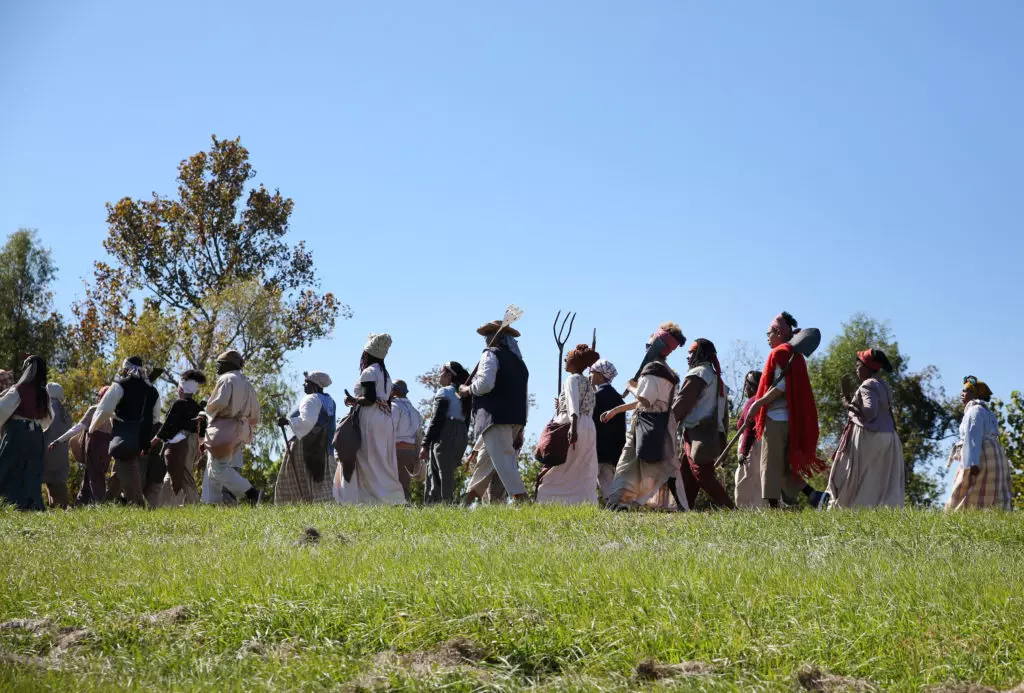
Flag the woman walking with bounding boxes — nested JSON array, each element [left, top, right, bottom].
[[826, 349, 905, 509], [536, 344, 601, 505], [276, 370, 337, 504], [42, 382, 72, 508], [946, 376, 1013, 511], [603, 322, 686, 510], [0, 356, 51, 510], [151, 370, 206, 506], [591, 359, 626, 501], [333, 334, 406, 505], [421, 361, 470, 504]]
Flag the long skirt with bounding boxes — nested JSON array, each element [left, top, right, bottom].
[[276, 436, 335, 504], [155, 435, 201, 507], [536, 416, 599, 505], [333, 405, 406, 505], [826, 426, 905, 509], [605, 415, 678, 509], [946, 438, 1013, 511], [425, 419, 468, 504], [0, 420, 46, 510], [735, 438, 767, 508]]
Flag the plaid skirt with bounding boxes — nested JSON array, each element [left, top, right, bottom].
[[275, 437, 335, 504], [946, 438, 1013, 511]]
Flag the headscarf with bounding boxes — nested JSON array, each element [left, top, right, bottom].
[[963, 376, 993, 402], [364, 333, 392, 360], [688, 338, 724, 395], [769, 313, 793, 341], [121, 356, 146, 379], [180, 380, 200, 395], [304, 371, 332, 389], [857, 349, 893, 374], [565, 344, 600, 370], [46, 382, 64, 402], [392, 380, 409, 397], [442, 361, 470, 387], [653, 322, 685, 358], [590, 359, 617, 383]]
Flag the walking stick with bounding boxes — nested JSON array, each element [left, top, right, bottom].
[[711, 328, 822, 468], [553, 310, 576, 395]]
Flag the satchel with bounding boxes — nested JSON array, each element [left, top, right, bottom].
[[687, 381, 722, 465], [301, 424, 330, 482], [534, 418, 571, 467], [332, 406, 361, 482], [109, 393, 147, 461], [69, 430, 86, 465], [635, 411, 670, 462]]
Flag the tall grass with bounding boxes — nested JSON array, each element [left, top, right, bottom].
[[1, 505, 1022, 691]]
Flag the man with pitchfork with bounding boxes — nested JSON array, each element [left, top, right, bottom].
[[459, 317, 531, 504]]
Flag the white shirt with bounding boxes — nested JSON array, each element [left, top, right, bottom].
[[392, 397, 423, 444], [635, 372, 674, 412], [357, 364, 392, 403], [556, 373, 595, 424], [766, 366, 789, 422], [680, 364, 719, 429], [0, 388, 52, 430], [288, 393, 323, 440]]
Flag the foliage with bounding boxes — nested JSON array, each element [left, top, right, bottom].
[[0, 229, 64, 371], [2, 506, 1024, 691], [808, 313, 959, 506], [991, 390, 1024, 506]]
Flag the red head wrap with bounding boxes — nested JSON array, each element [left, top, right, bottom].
[[857, 350, 883, 372], [654, 330, 681, 357]]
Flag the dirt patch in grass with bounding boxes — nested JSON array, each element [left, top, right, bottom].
[[798, 666, 878, 692], [140, 605, 191, 626], [294, 527, 321, 546], [635, 658, 718, 681], [925, 684, 1024, 693], [0, 618, 53, 633]]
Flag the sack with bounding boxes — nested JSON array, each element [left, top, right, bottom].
[[301, 424, 330, 482], [635, 411, 670, 462], [686, 415, 721, 465], [109, 420, 143, 461], [69, 430, 86, 465], [332, 406, 361, 482], [534, 419, 571, 467], [206, 418, 241, 459]]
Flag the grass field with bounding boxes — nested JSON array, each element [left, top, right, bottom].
[[1, 505, 1022, 692]]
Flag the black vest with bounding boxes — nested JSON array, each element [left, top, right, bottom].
[[115, 377, 159, 443], [472, 345, 529, 426]]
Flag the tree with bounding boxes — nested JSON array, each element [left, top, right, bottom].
[[73, 135, 348, 378], [808, 313, 959, 506], [0, 229, 63, 371], [991, 391, 1024, 506]]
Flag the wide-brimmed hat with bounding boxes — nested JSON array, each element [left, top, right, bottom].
[[476, 320, 521, 338], [304, 371, 332, 389]]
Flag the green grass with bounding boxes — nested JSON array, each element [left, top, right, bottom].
[[1, 505, 1022, 692]]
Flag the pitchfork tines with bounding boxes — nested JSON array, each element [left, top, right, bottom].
[[553, 310, 576, 395]]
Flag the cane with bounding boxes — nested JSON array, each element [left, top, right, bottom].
[[711, 328, 823, 468]]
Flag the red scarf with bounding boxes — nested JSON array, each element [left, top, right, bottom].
[[754, 343, 827, 479]]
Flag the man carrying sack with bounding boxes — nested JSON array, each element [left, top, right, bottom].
[[200, 350, 262, 505]]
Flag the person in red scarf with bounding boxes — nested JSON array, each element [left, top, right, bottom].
[[745, 312, 828, 508]]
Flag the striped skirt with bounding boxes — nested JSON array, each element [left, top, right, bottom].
[[946, 438, 1013, 511], [276, 436, 335, 504]]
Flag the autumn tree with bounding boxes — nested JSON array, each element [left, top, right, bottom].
[[0, 229, 64, 370], [808, 313, 959, 506]]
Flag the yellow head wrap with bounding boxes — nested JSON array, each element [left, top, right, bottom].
[[963, 376, 993, 402]]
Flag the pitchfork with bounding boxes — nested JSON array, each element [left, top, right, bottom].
[[553, 310, 576, 395]]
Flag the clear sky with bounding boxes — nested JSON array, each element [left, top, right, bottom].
[[2, 1, 1021, 497]]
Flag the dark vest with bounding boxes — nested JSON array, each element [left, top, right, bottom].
[[115, 377, 159, 446], [472, 345, 529, 426]]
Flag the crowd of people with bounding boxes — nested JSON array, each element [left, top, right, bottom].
[[0, 311, 1014, 512]]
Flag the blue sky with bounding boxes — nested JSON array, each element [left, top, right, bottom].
[[2, 1, 1021, 496]]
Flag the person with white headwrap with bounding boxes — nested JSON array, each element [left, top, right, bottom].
[[150, 369, 207, 507], [589, 359, 626, 500], [0, 356, 52, 510], [333, 334, 406, 505], [42, 382, 73, 508], [276, 370, 337, 504]]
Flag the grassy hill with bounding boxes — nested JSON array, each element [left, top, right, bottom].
[[1, 505, 1022, 692]]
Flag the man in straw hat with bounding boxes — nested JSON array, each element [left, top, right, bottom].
[[458, 318, 531, 504], [275, 370, 337, 504], [200, 349, 262, 505]]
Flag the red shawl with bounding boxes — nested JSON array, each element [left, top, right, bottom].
[[754, 342, 827, 479]]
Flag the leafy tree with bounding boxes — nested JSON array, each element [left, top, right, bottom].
[[0, 229, 63, 370], [991, 391, 1024, 506], [808, 313, 958, 506]]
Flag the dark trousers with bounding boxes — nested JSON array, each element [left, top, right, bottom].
[[679, 436, 735, 510], [107, 456, 146, 506], [425, 420, 468, 504], [77, 431, 111, 505]]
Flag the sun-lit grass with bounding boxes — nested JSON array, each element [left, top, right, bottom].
[[1, 505, 1022, 692]]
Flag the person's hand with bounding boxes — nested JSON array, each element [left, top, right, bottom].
[[568, 421, 578, 448], [150, 436, 161, 449], [841, 373, 857, 401], [277, 416, 289, 427], [344, 396, 357, 407], [458, 385, 473, 399], [600, 411, 614, 424], [627, 379, 638, 392], [738, 453, 748, 466], [466, 450, 478, 466], [47, 441, 58, 453], [746, 399, 764, 418], [419, 446, 429, 462]]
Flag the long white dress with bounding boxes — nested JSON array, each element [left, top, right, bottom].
[[537, 373, 599, 505], [333, 364, 406, 505]]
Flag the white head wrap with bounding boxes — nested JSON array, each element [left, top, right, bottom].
[[590, 359, 617, 382], [364, 333, 392, 360], [46, 382, 64, 401], [304, 371, 332, 389], [179, 379, 200, 395]]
